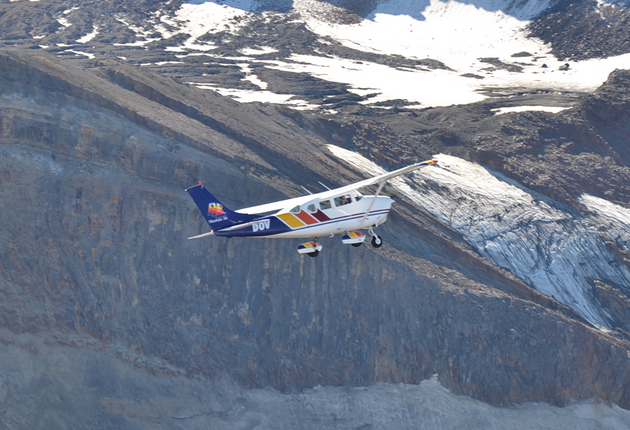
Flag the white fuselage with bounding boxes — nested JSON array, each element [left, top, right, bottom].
[[269, 194, 393, 239]]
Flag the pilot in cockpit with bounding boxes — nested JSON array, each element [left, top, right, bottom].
[[336, 195, 351, 207]]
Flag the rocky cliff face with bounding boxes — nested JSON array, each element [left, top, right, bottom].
[[1, 46, 630, 430], [528, 0, 630, 61]]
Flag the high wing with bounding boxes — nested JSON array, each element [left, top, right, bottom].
[[316, 159, 438, 199], [236, 194, 316, 215], [236, 159, 438, 215]]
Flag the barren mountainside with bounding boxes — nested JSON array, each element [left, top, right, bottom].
[[1, 0, 630, 428]]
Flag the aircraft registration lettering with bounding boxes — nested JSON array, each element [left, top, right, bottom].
[[252, 219, 271, 232]]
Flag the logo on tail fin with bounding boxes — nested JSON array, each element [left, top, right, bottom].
[[208, 203, 226, 218]]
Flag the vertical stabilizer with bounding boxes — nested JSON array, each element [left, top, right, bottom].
[[185, 183, 256, 231]]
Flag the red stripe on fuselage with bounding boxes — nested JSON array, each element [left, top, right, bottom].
[[311, 210, 331, 222], [294, 210, 319, 225]]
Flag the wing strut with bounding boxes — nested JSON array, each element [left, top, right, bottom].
[[360, 181, 385, 225]]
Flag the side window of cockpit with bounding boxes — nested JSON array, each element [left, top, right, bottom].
[[334, 195, 352, 207], [290, 205, 300, 214], [319, 200, 332, 210], [307, 204, 316, 213]]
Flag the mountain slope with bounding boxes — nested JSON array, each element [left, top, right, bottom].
[[2, 48, 630, 416], [1, 0, 630, 427]]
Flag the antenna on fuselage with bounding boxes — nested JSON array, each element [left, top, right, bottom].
[[318, 181, 331, 191], [300, 186, 313, 195]]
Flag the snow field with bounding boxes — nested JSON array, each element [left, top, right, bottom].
[[121, 0, 630, 108], [48, 0, 630, 108]]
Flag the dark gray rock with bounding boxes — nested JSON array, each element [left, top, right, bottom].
[[1, 50, 630, 425], [527, 0, 630, 61]]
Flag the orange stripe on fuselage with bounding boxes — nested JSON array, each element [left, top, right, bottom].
[[294, 210, 319, 225]]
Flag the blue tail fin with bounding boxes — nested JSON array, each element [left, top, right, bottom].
[[186, 183, 256, 231]]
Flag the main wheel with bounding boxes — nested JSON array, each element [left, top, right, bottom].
[[351, 242, 362, 248], [371, 235, 383, 248], [308, 250, 320, 257]]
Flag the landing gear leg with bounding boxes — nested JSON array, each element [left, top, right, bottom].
[[369, 229, 383, 248]]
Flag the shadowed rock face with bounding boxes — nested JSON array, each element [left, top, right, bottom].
[[1, 48, 630, 427], [528, 0, 630, 61]]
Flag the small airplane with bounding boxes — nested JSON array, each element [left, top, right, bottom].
[[186, 159, 438, 256]]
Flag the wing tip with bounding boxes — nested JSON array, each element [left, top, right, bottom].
[[415, 159, 438, 167]]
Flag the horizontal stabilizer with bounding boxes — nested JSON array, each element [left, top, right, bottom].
[[188, 231, 216, 240]]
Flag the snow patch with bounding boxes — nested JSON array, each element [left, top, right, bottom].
[[492, 106, 569, 114], [240, 64, 268, 89], [579, 194, 630, 257], [55, 7, 79, 28], [154, 61, 185, 66], [299, 0, 550, 67], [189, 83, 296, 103], [113, 40, 160, 47], [173, 0, 255, 38], [64, 50, 96, 59], [262, 54, 487, 106], [295, 0, 630, 106], [182, 42, 216, 51], [165, 46, 188, 52], [77, 26, 99, 44], [241, 47, 278, 55], [580, 195, 630, 229]]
